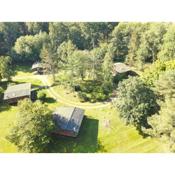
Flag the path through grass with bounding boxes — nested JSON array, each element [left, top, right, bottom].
[[0, 66, 165, 153]]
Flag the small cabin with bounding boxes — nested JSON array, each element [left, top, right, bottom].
[[3, 83, 31, 104], [31, 62, 45, 74], [113, 63, 138, 84], [113, 62, 132, 76], [53, 106, 85, 137]]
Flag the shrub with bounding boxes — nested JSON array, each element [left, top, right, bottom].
[[79, 92, 89, 102], [78, 83, 110, 102], [74, 85, 81, 92], [96, 93, 107, 101]]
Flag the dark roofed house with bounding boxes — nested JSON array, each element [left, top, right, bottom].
[[113, 62, 138, 76], [3, 83, 31, 104], [113, 62, 131, 76], [112, 63, 138, 84], [53, 106, 85, 137]]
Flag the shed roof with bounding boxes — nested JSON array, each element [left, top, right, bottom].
[[113, 63, 131, 74], [4, 83, 31, 100], [53, 107, 84, 133], [31, 62, 43, 70]]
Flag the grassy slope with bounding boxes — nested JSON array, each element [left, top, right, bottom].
[[0, 66, 165, 153]]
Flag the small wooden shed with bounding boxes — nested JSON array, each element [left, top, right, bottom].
[[31, 62, 45, 74], [113, 62, 138, 76], [53, 106, 85, 137], [113, 63, 131, 76], [3, 83, 31, 104]]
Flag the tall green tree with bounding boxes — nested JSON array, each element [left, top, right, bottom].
[[66, 50, 90, 82], [136, 23, 168, 69], [113, 77, 159, 130], [0, 22, 26, 55], [158, 25, 175, 61], [126, 23, 149, 66], [146, 99, 175, 152], [80, 22, 112, 49], [102, 52, 113, 92], [14, 32, 49, 62], [40, 42, 58, 82], [67, 23, 87, 50], [0, 56, 12, 81], [49, 22, 69, 47], [57, 40, 77, 64], [89, 43, 108, 81], [26, 22, 49, 34], [155, 70, 175, 99], [111, 23, 133, 62], [7, 99, 55, 153], [141, 59, 175, 86]]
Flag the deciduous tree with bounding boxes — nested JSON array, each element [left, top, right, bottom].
[[7, 99, 55, 153], [146, 99, 175, 152], [158, 25, 175, 61], [40, 42, 58, 82], [14, 32, 49, 62], [0, 22, 26, 55], [113, 77, 159, 130], [0, 56, 12, 81], [49, 22, 69, 47], [26, 22, 49, 34], [155, 70, 175, 99]]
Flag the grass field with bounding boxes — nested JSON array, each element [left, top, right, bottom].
[[0, 66, 166, 153], [0, 104, 165, 153], [0, 106, 18, 152]]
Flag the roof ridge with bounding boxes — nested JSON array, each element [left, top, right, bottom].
[[65, 107, 76, 130]]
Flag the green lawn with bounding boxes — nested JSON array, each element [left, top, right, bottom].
[[0, 106, 18, 152], [61, 106, 164, 153], [0, 104, 165, 153], [0, 66, 166, 153]]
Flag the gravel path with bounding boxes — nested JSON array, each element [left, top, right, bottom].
[[13, 75, 111, 109]]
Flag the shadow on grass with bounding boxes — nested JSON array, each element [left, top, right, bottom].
[[0, 103, 11, 112], [48, 116, 99, 153], [44, 97, 56, 104]]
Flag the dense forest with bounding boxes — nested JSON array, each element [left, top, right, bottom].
[[1, 22, 175, 152]]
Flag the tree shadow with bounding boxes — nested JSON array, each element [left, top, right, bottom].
[[0, 81, 9, 90], [14, 65, 32, 75], [97, 140, 108, 153], [44, 97, 56, 104], [48, 116, 99, 153], [0, 103, 11, 112]]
